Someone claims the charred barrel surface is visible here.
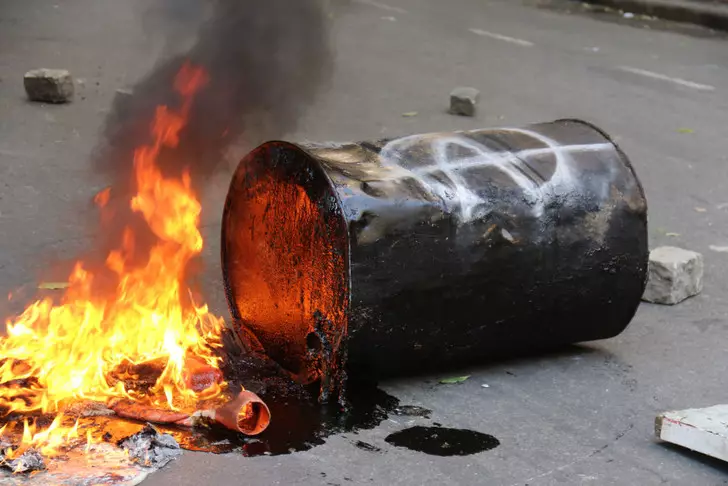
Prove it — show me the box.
[222,120,648,384]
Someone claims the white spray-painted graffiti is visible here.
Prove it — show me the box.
[378,128,615,222]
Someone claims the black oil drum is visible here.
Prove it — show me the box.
[221,119,648,394]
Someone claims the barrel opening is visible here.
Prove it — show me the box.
[221,141,350,385]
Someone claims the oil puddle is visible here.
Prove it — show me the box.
[385,426,499,456]
[161,379,400,457]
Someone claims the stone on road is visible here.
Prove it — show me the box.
[449,86,480,117]
[642,246,703,305]
[23,68,74,103]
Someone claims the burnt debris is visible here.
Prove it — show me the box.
[0,448,46,474]
[118,424,182,469]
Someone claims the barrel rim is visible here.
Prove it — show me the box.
[220,140,352,381]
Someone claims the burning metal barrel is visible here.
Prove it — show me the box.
[221,119,648,388]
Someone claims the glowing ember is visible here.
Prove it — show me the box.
[0,63,227,454]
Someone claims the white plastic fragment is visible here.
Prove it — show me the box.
[656,405,728,463]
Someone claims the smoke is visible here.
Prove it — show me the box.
[95,0,333,185]
[88,0,333,274]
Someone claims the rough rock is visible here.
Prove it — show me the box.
[449,87,480,117]
[642,246,703,305]
[23,69,74,103]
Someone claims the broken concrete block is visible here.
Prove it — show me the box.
[642,246,703,305]
[23,69,74,103]
[656,405,728,463]
[449,87,479,117]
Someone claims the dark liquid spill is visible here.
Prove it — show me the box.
[164,380,399,456]
[153,335,404,456]
[385,426,499,456]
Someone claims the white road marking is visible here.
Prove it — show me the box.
[619,66,715,92]
[354,0,407,14]
[469,28,534,47]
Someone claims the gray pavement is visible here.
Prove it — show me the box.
[2,0,728,484]
[580,0,728,33]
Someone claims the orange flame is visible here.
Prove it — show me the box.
[0,63,226,452]
[2,414,90,460]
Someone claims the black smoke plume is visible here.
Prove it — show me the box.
[96,0,332,186]
[90,0,332,267]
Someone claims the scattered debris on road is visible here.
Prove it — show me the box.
[449,87,479,116]
[709,245,728,253]
[38,282,70,290]
[642,246,703,305]
[118,424,182,469]
[439,376,471,385]
[656,405,728,463]
[23,69,74,103]
[392,406,432,418]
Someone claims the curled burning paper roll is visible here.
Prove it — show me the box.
[108,389,271,436]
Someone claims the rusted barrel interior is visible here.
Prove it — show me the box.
[221,119,648,388]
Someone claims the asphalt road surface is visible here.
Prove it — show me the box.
[2,0,728,484]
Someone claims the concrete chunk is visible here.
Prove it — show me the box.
[24,68,74,103]
[642,246,703,305]
[656,405,728,463]
[449,87,479,117]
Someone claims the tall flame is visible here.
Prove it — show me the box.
[0,61,225,441]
